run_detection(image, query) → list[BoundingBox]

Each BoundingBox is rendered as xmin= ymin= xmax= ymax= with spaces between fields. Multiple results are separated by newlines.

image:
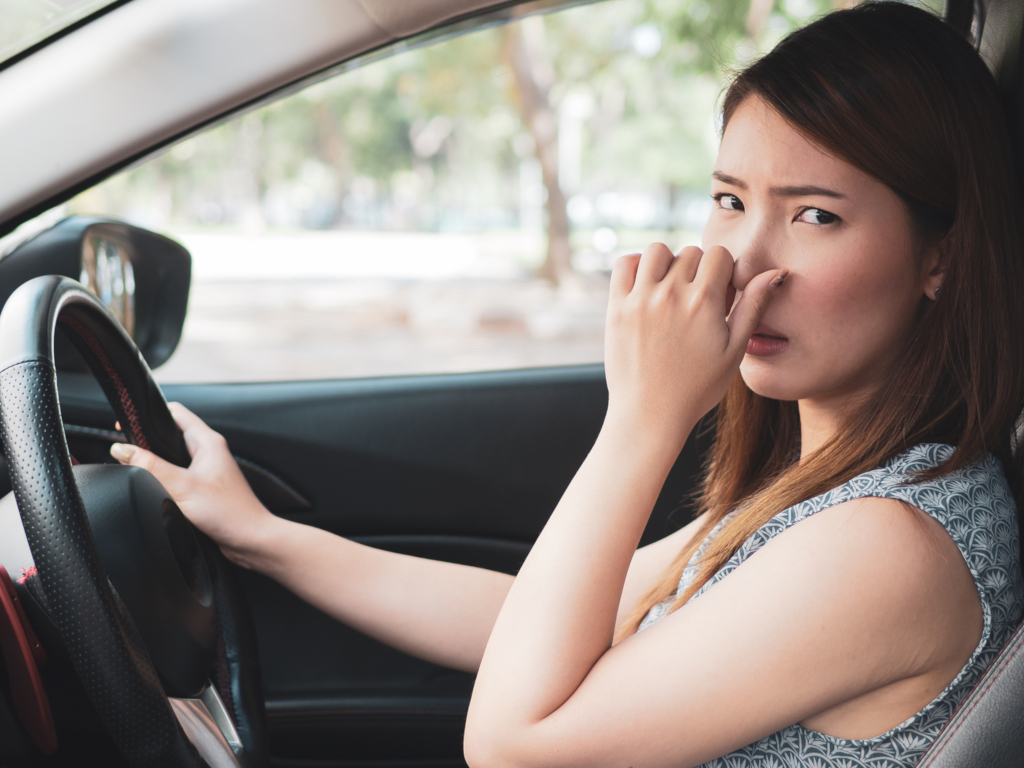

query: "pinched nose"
xmin=706 ymin=220 xmax=781 ymax=293
xmin=730 ymin=254 xmax=765 ymax=293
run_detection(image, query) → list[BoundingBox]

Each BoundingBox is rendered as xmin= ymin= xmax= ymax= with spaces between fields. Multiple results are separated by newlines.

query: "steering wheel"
xmin=0 ymin=275 xmax=267 ymax=768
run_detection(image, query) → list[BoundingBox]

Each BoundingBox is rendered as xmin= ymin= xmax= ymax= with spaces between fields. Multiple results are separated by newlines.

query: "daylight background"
xmin=10 ymin=0 xmax=940 ymax=382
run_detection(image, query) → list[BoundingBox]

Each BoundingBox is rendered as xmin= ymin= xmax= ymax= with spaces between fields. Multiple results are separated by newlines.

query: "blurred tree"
xmin=504 ymin=17 xmax=572 ymax=285
xmin=71 ymin=0 xmax=853 ymax=270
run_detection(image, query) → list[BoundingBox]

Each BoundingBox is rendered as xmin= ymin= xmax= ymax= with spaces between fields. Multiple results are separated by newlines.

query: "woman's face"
xmin=703 ymin=95 xmax=941 ymax=410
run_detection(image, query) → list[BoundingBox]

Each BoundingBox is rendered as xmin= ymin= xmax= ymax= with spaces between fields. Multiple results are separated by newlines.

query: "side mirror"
xmin=0 ymin=217 xmax=190 ymax=370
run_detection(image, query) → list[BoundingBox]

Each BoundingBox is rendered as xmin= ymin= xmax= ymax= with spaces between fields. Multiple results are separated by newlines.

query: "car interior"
xmin=1 ymin=0 xmax=1024 ymax=767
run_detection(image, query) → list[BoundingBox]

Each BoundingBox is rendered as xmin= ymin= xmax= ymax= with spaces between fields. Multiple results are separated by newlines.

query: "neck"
xmin=797 ymin=378 xmax=885 ymax=461
xmin=797 ymin=398 xmax=842 ymax=462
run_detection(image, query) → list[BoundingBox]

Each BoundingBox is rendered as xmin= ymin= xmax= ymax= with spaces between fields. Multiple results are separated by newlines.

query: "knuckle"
xmin=690 ymin=282 xmax=713 ymax=306
xmin=648 ymin=286 xmax=673 ymax=313
xmin=612 ymin=253 xmax=640 ymax=276
xmin=641 ymin=242 xmax=667 ymax=258
xmin=705 ymin=244 xmax=732 ymax=261
xmin=655 ymin=278 xmax=678 ymax=300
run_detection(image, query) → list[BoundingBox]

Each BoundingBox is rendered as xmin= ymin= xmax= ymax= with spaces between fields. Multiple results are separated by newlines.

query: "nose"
xmin=717 ymin=216 xmax=778 ymax=292
xmin=732 ymin=252 xmax=765 ymax=292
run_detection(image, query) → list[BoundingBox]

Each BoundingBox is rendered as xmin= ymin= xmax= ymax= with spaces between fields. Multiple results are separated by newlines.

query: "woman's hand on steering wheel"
xmin=111 ymin=403 xmax=275 ymax=566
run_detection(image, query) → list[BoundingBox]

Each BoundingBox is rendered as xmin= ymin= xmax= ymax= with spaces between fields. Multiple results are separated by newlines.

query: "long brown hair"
xmin=619 ymin=1 xmax=1024 ymax=639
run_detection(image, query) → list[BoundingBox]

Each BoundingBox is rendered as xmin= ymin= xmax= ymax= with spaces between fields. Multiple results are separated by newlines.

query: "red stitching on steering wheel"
xmin=57 ymin=315 xmax=150 ymax=451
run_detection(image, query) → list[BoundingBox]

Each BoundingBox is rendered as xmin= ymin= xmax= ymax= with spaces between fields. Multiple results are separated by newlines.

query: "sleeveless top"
xmin=638 ymin=443 xmax=1024 ymax=767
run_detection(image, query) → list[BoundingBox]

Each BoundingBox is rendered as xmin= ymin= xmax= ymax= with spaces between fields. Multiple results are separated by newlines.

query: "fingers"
xmin=610 ymin=253 xmax=641 ymax=297
xmin=612 ymin=242 xmax=745 ymax=326
xmin=168 ymin=402 xmax=225 ymax=459
xmin=110 ymin=441 xmax=190 ymax=491
xmin=636 ymin=242 xmax=711 ymax=285
xmin=672 ymin=246 xmax=704 ymax=283
xmin=727 ymin=269 xmax=788 ymax=354
xmin=612 ymin=244 xmax=707 ymax=298
xmin=110 ymin=403 xmax=228 ymax=481
xmin=634 ymin=242 xmax=676 ymax=285
xmin=168 ymin=402 xmax=206 ymax=432
xmin=694 ymin=246 xmax=735 ymax=297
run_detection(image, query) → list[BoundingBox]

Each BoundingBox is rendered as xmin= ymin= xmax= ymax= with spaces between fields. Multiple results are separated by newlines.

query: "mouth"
xmin=751 ymin=323 xmax=788 ymax=340
xmin=747 ymin=323 xmax=789 ymax=357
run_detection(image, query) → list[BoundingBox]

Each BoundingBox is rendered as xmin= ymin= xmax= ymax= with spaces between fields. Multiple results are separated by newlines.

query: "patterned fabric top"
xmin=638 ymin=443 xmax=1024 ymax=767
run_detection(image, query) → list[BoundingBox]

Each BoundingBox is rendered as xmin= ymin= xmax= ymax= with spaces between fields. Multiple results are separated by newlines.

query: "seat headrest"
xmin=977 ymin=0 xmax=1024 ymax=182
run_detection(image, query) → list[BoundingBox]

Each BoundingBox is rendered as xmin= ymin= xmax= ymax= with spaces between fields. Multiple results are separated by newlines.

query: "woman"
xmin=114 ymin=3 xmax=1024 ymax=765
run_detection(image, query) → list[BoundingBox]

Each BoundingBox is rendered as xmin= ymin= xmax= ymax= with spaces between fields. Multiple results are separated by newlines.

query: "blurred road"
xmin=154 ymin=232 xmax=609 ymax=383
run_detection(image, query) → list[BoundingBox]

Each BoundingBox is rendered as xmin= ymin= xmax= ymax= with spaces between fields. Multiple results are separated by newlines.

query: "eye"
xmin=795 ymin=207 xmax=839 ymax=225
xmin=713 ymin=193 xmax=744 ymax=212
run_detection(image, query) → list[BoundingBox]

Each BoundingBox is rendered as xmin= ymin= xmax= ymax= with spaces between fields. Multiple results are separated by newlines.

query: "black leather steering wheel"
xmin=0 ymin=275 xmax=267 ymax=767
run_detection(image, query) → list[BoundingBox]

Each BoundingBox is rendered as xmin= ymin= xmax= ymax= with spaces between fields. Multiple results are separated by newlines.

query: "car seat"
xmin=914 ymin=0 xmax=1024 ymax=764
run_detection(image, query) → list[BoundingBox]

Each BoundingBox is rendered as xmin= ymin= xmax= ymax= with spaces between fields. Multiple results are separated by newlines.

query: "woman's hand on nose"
xmin=603 ymin=242 xmax=786 ymax=449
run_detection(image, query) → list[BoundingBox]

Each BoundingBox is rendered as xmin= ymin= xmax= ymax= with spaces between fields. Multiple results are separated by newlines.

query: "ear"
xmin=922 ymin=237 xmax=949 ymax=301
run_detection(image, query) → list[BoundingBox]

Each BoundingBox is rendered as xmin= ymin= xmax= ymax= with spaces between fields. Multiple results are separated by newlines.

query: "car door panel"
xmin=54 ymin=364 xmax=709 ymax=766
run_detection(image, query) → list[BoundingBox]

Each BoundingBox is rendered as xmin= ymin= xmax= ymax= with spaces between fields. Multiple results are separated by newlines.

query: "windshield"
xmin=1 ymin=0 xmax=122 ymax=65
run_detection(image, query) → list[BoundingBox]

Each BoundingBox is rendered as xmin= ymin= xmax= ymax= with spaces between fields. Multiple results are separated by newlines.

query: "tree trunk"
xmin=502 ymin=20 xmax=573 ymax=286
xmin=746 ymin=0 xmax=774 ymax=42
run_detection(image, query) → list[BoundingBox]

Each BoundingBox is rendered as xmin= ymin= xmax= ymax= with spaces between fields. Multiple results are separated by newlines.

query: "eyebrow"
xmin=712 ymin=171 xmax=846 ymax=199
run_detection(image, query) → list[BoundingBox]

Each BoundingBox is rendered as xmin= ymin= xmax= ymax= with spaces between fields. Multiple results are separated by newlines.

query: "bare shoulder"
xmin=794 ymin=495 xmax=970 ymax=584
xmin=765 ymin=494 xmax=983 ymax=672
xmin=555 ymin=494 xmax=986 ymax=761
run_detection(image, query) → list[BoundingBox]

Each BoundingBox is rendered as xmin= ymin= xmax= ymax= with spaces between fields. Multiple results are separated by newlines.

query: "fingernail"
xmin=110 ymin=443 xmax=134 ymax=463
xmin=770 ymin=270 xmax=789 ymax=288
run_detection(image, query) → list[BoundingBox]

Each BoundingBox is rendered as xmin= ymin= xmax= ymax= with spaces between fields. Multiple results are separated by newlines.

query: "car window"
xmin=1 ymin=0 xmax=123 ymax=65
xmin=62 ymin=0 xmax=941 ymax=384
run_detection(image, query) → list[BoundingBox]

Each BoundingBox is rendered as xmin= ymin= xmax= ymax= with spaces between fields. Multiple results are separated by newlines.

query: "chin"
xmin=738 ymin=358 xmax=809 ymax=402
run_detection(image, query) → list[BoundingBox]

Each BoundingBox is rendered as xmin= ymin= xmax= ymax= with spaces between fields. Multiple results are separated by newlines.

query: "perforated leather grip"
xmin=0 ymin=275 xmax=187 ymax=463
xmin=0 ymin=360 xmax=203 ymax=767
xmin=1 ymin=276 xmax=266 ymax=767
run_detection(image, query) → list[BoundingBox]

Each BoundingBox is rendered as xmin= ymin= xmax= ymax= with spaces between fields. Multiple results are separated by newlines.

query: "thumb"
xmin=110 ymin=442 xmax=189 ymax=493
xmin=726 ymin=269 xmax=788 ymax=354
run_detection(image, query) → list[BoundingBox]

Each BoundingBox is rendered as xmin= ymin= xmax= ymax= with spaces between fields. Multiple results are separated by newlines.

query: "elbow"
xmin=464 ymin=720 xmax=530 ymax=768
xmin=463 ymin=727 xmax=505 ymax=768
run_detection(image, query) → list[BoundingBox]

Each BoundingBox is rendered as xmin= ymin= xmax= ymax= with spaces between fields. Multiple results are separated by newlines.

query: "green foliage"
xmin=645 ymin=0 xmax=751 ymax=74
xmin=0 ymin=0 xmax=119 ymax=62
xmin=69 ymin=0 xmax=849 ymax=234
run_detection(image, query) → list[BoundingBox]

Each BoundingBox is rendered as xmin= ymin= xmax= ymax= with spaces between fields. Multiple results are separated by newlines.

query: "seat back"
xmin=916 ymin=620 xmax=1024 ymax=766
xmin=978 ymin=0 xmax=1024 ymax=179
xmin=916 ymin=1 xmax=1024 ymax=764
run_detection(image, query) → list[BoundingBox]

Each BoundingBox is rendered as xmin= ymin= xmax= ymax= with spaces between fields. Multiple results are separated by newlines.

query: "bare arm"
xmin=464 ymin=244 xmax=791 ymax=766
xmin=615 ymin=514 xmax=704 ymax=628
xmin=460 ymin=244 xmax=980 ymax=768
xmin=245 ymin=517 xmax=513 ymax=671
xmin=111 ymin=406 xmax=696 ymax=672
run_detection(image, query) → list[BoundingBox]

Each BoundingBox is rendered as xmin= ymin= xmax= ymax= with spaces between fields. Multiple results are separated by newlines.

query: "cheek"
xmin=788 ymin=243 xmax=921 ymax=353
xmin=701 ymin=217 xmax=725 ymax=252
